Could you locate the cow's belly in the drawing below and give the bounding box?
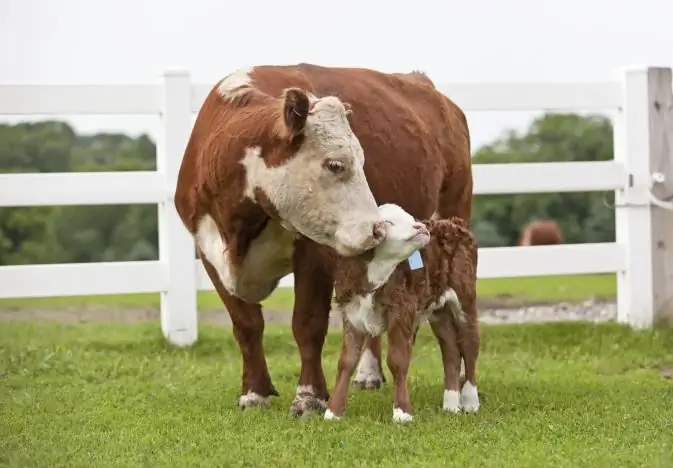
[196,215,296,303]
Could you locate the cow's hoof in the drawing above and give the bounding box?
[351,377,383,390]
[352,349,385,390]
[238,391,270,410]
[289,393,327,418]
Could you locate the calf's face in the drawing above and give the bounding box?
[375,204,430,261]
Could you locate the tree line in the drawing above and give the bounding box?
[0,113,616,266]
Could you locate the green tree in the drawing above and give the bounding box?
[0,121,158,265]
[472,113,616,247]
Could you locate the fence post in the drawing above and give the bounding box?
[157,68,198,346]
[614,66,673,328]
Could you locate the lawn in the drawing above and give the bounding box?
[0,273,616,311]
[1,320,672,467]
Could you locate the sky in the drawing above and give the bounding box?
[2,0,673,151]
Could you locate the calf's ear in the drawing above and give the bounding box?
[282,88,310,138]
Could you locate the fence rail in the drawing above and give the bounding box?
[1,65,672,346]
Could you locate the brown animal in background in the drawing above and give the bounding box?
[174,63,473,417]
[517,220,564,246]
[325,204,480,423]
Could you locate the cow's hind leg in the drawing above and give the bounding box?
[352,335,386,390]
[289,239,332,417]
[201,256,278,409]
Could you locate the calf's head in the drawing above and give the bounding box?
[241,88,384,256]
[375,203,431,261]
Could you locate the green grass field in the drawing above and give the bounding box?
[2,321,672,467]
[0,273,616,311]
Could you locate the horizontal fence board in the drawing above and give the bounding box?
[0,261,167,298]
[0,85,161,115]
[437,82,622,111]
[0,161,627,208]
[0,172,165,207]
[477,242,624,278]
[196,243,624,292]
[473,161,627,194]
[191,82,622,113]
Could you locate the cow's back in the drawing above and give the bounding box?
[250,63,473,222]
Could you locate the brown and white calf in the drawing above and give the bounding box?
[326,204,480,422]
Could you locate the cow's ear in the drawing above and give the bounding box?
[282,88,310,137]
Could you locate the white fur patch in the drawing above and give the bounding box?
[341,293,384,336]
[196,214,236,293]
[442,389,461,413]
[195,210,295,302]
[238,391,269,408]
[392,407,413,423]
[353,348,384,387]
[460,381,480,413]
[217,66,254,100]
[324,409,341,420]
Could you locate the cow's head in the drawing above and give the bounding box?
[241,87,385,256]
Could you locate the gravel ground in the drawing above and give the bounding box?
[0,298,617,326]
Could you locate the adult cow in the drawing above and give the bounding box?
[174,63,473,416]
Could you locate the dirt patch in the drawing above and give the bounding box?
[0,297,616,327]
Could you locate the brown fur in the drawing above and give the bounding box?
[174,63,473,412]
[328,217,479,419]
[517,219,564,246]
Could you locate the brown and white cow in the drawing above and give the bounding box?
[326,204,480,423]
[174,63,473,416]
[517,219,564,246]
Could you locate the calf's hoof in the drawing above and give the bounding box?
[238,391,270,410]
[460,381,480,413]
[392,407,413,423]
[323,408,342,421]
[442,389,462,414]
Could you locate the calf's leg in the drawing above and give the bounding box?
[429,310,462,413]
[289,239,332,417]
[352,335,386,390]
[325,320,366,420]
[457,298,480,413]
[201,256,278,408]
[386,319,414,423]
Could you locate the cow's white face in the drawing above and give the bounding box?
[240,88,385,257]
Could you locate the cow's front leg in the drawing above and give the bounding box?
[352,335,386,390]
[289,240,332,417]
[200,256,278,409]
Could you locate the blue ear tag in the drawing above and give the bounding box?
[407,250,424,270]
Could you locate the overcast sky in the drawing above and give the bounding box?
[2,0,673,151]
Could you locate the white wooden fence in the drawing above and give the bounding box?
[1,66,672,347]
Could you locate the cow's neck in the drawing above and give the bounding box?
[195,199,296,304]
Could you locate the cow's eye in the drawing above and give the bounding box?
[384,220,394,227]
[324,159,346,174]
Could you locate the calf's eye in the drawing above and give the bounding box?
[324,159,346,174]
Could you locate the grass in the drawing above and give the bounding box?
[0,273,616,312]
[1,320,672,467]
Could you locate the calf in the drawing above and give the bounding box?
[325,204,480,423]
